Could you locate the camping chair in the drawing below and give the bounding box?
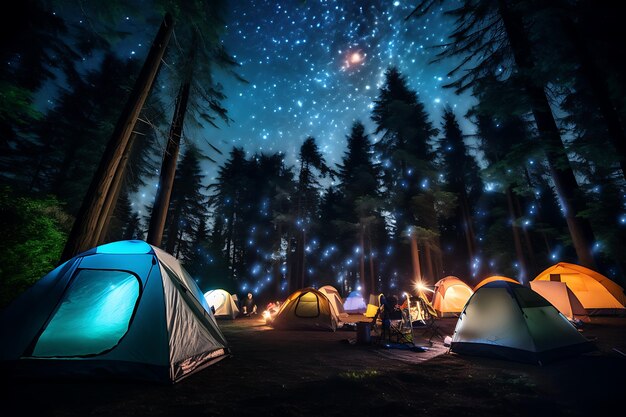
[417,294,444,344]
[387,306,414,346]
[372,296,413,345]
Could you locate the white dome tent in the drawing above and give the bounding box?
[451,281,594,364]
[204,289,240,319]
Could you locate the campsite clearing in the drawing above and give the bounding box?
[1,315,625,417]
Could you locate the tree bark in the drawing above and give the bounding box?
[60,14,173,262]
[367,228,376,295]
[498,0,596,268]
[94,133,136,245]
[300,229,307,289]
[146,79,191,247]
[409,228,422,284]
[164,196,183,254]
[359,226,366,294]
[424,242,434,283]
[506,186,528,284]
[514,193,536,274]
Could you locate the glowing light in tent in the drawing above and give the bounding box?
[95,240,152,254]
[32,270,140,357]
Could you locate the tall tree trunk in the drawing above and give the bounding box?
[274,223,284,296]
[514,193,536,273]
[409,228,422,284]
[174,226,184,258]
[286,235,294,293]
[146,79,191,247]
[498,0,596,268]
[165,198,182,254]
[359,226,366,293]
[225,211,234,280]
[94,133,136,245]
[459,191,476,267]
[424,242,434,283]
[300,229,307,288]
[506,187,528,284]
[560,17,626,180]
[367,228,376,295]
[60,14,173,262]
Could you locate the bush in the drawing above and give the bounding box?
[0,187,70,308]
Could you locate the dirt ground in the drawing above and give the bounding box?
[2,315,625,417]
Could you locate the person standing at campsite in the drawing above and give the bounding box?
[243,292,258,316]
[373,294,392,341]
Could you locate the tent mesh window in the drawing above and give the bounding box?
[30,269,140,358]
[294,292,320,318]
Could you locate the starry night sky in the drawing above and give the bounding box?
[41,1,477,208]
[196,0,475,186]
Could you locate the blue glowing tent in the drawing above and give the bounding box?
[343,290,366,313]
[0,240,229,383]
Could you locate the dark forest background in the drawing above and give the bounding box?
[1,0,625,307]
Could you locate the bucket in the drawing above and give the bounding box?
[356,322,371,344]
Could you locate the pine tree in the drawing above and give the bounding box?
[147,1,242,246]
[208,147,248,283]
[438,106,483,279]
[335,121,382,295]
[60,12,173,262]
[163,144,207,259]
[371,66,440,288]
[26,54,140,214]
[408,0,598,269]
[0,0,81,178]
[291,136,330,291]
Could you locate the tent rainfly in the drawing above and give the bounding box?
[204,289,240,320]
[432,276,474,317]
[318,285,349,320]
[530,281,589,322]
[533,263,626,315]
[343,290,367,313]
[474,275,520,291]
[271,288,339,331]
[451,281,594,364]
[0,240,229,384]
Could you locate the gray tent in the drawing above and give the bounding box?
[0,240,229,383]
[451,281,594,364]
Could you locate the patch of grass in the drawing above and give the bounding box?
[338,370,379,380]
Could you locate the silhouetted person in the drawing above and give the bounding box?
[243,292,257,316]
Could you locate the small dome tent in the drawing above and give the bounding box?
[271,288,338,331]
[343,290,367,313]
[204,289,240,319]
[0,240,229,384]
[432,276,474,317]
[451,281,594,364]
[318,285,348,320]
[474,275,520,291]
[533,262,626,315]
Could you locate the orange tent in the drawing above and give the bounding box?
[270,288,338,331]
[474,275,520,291]
[432,276,473,317]
[533,263,625,315]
